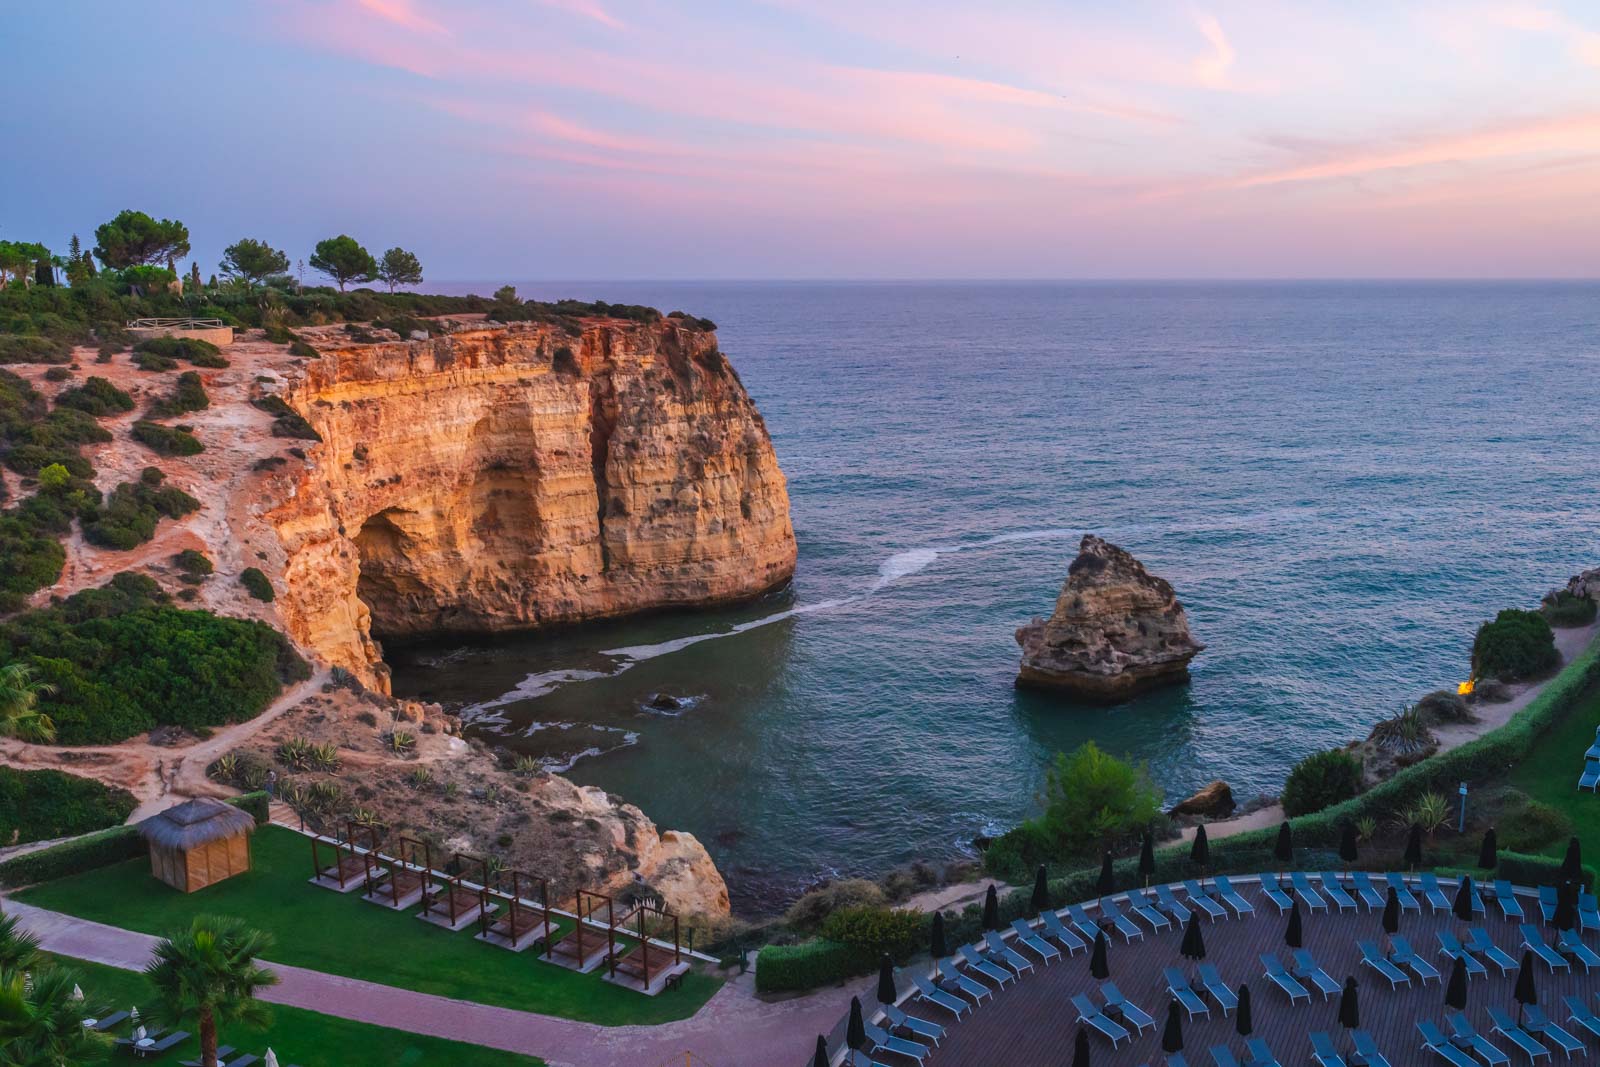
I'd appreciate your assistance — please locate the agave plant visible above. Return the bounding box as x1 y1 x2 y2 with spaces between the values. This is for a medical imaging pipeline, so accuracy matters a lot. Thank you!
239 763 268 791
441 781 459 799
209 753 240 783
385 730 416 755
1371 705 1433 756
276 777 306 808
407 766 433 790
350 808 383 830
1410 791 1452 835
512 755 539 776
484 784 500 805
306 780 343 813
1355 815 1378 843
308 742 342 773
276 736 313 771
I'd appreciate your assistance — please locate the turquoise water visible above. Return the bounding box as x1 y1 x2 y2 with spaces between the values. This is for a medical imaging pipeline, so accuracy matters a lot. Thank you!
395 281 1600 913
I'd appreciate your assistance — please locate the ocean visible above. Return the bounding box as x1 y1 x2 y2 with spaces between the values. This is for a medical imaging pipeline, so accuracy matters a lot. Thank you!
394 281 1600 913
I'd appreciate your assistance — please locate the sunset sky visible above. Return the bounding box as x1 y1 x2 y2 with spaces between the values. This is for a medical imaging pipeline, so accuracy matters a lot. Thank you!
8 1 1600 278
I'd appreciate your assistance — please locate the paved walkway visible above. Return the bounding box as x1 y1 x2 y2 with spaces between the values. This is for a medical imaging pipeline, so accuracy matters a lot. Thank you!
6 900 853 1067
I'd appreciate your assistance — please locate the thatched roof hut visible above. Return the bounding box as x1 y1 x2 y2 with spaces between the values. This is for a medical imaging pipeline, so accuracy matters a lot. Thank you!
138 797 255 893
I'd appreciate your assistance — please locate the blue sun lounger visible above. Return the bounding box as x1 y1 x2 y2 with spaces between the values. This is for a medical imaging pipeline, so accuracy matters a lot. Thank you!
1352 1031 1391 1067
1039 909 1087 954
1562 995 1600 1041
1437 931 1487 978
1557 928 1600 971
1155 883 1193 924
1350 872 1385 910
1524 1006 1582 1058
1320 872 1357 912
1492 880 1525 920
1213 876 1255 917
1539 886 1559 923
882 1003 945 1046
1418 873 1452 912
1169 1056 1190 1067
1258 873 1294 913
1418 1021 1479 1067
910 971 969 1017
958 943 1014 986
1009 918 1061 963
863 1023 930 1065
1259 953 1310 1003
1580 892 1600 934
1310 1032 1347 1067
1521 925 1571 972
1065 903 1103 942
1292 872 1328 912
1579 762 1600 792
1586 726 1600 761
1128 889 1173 932
1246 1037 1280 1067
1072 993 1132 1047
1291 949 1339 999
1099 897 1146 942
1210 1046 1243 1067
1196 962 1237 1015
1386 873 1421 911
983 930 1034 975
1448 1012 1511 1067
1467 928 1517 974
1101 981 1156 1034
1487 1007 1551 1062
1391 936 1441 983
1164 967 1212 1018
1359 941 1410 988
1185 880 1229 921
937 959 991 1003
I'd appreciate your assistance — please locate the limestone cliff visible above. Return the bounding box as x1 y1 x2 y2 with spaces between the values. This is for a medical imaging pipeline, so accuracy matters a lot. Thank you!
1015 534 1203 701
264 318 796 691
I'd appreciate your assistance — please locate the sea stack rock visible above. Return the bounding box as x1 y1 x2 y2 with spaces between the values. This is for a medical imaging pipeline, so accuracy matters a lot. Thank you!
1015 534 1204 702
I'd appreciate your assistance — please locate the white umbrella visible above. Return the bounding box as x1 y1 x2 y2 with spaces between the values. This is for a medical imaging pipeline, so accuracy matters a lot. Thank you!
130 1006 140 1023
71 984 84 1002
264 1049 279 1067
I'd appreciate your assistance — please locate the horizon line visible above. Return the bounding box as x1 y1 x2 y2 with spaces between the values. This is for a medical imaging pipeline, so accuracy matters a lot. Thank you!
426 276 1600 285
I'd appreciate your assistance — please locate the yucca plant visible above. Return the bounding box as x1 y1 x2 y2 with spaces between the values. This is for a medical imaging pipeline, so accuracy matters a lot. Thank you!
513 755 539 776
308 742 341 773
1410 791 1452 835
484 784 500 805
239 763 268 791
277 778 305 808
1355 815 1378 843
441 781 459 799
385 730 416 755
350 808 382 830
209 754 240 783
407 767 433 790
306 780 342 813
275 737 312 771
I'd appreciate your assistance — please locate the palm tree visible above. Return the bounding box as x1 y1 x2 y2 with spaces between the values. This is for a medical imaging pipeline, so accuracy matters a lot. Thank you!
0 664 55 744
0 965 112 1066
0 915 41 972
143 917 278 1067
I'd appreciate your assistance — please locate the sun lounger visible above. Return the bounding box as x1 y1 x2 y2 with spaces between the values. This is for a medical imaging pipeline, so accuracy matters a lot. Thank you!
1155 883 1194 924
1450 1012 1511 1067
1493 881 1525 920
1352 1030 1391 1067
1291 949 1339 999
1437 932 1487 978
1258 873 1294 912
911 971 970 1017
1468 928 1517 974
1211 1046 1243 1067
1540 886 1559 923
1386 873 1421 911
85 1011 129 1033
1579 892 1600 934
1072 993 1132 1047
1246 1037 1280 1067
1213 875 1255 916
1196 962 1237 1015
1292 872 1328 912
1065 903 1104 942
845 1052 895 1067
958 943 1014 986
1010 918 1062 963
182 1048 235 1067
1128 889 1173 932
1487 1007 1552 1062
1562 995 1600 1040
1040 909 1087 954
1310 1032 1347 1067
222 1056 258 1067
864 1022 929 1063
1099 897 1146 942
984 930 1034 974
1359 941 1410 988
1320 872 1357 912
937 959 991 1003
1169 1055 1190 1067
1391 935 1441 983
1185 880 1229 921
1524 1006 1582 1059
1259 953 1310 1003
1586 727 1600 760
1418 873 1452 912
1419 1021 1479 1067
1581 763 1600 792
1557 928 1600 971
1522 925 1571 972
882 1004 944 1046
1101 981 1156 1033
1164 967 1212 1018
115 1028 168 1051
1351 872 1385 910
137 1031 191 1056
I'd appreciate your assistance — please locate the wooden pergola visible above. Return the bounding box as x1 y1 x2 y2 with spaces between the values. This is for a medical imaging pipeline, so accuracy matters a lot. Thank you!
309 820 381 892
608 901 683 991
549 889 615 972
419 852 495 930
476 870 553 954
362 835 435 911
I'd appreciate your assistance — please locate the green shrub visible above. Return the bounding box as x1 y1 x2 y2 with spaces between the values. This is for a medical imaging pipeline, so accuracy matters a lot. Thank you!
251 396 320 441
1543 591 1597 628
1281 749 1363 816
173 548 213 578
54 376 133 417
288 339 318 359
240 567 275 602
133 336 228 368
0 335 73 364
783 879 887 933
81 477 199 549
755 939 869 994
993 741 1161 871
145 371 208 419
131 420 203 455
1497 849 1596 892
0 768 136 846
1474 609 1558 682
132 351 178 371
819 906 923 963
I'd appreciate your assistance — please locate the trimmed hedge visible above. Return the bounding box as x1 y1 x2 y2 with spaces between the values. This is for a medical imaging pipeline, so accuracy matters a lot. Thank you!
0 768 136 846
755 938 870 994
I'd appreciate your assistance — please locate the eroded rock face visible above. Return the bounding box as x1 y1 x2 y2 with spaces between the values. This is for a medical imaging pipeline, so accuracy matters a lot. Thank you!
1170 780 1235 818
1015 534 1204 701
264 320 796 691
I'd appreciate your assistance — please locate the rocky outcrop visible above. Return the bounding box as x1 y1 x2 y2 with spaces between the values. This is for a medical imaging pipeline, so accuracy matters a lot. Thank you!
264 319 796 691
1555 567 1600 603
1170 780 1235 819
1015 535 1203 701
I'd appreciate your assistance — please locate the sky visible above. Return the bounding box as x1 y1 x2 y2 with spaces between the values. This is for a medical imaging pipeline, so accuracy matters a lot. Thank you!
6 1 1600 279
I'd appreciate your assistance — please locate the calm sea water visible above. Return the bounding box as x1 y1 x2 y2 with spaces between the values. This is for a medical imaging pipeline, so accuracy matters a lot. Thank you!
395 281 1600 913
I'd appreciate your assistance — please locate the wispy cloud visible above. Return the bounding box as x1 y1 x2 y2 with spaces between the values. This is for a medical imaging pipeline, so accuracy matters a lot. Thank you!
537 0 624 30
1192 13 1236 88
355 0 445 35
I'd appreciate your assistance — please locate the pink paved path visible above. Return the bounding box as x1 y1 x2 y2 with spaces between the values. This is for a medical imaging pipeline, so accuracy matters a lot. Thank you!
6 899 856 1067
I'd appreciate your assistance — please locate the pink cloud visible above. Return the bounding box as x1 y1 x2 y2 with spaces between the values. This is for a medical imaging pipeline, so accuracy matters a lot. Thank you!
537 0 624 30
355 0 445 35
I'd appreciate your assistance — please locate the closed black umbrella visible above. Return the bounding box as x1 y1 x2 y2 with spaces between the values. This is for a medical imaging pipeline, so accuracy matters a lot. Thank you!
1478 828 1498 871
1382 887 1401 935
931 911 948 960
1140 833 1156 886
983 883 1000 932
1339 821 1359 866
1191 825 1210 869
1338 976 1359 1031
1514 948 1538 1023
1286 900 1304 949
1072 1026 1091 1067
1162 997 1185 1054
1097 852 1115 897
1452 876 1475 923
1275 821 1294 865
1553 881 1578 932
1235 984 1253 1038
1090 928 1110 980
1032 865 1049 913
812 1034 828 1067
1560 837 1583 884
847 995 866 1051
1404 824 1423 869
877 953 897 1005
1444 954 1468 1011
1181 911 1207 961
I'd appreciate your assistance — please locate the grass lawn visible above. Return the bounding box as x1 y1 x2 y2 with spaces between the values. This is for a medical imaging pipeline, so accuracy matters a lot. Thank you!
1510 682 1600 868
18 826 721 1026
43 953 546 1067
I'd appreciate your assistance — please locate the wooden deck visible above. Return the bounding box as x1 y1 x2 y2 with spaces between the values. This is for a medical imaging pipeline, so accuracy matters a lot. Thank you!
877 878 1600 1067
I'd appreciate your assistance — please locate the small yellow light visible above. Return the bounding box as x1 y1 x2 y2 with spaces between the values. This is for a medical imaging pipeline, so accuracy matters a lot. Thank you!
1458 679 1475 696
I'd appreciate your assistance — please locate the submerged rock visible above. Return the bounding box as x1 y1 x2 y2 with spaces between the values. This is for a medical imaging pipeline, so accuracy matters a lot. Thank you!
1170 780 1235 818
1015 534 1204 702
647 692 685 711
